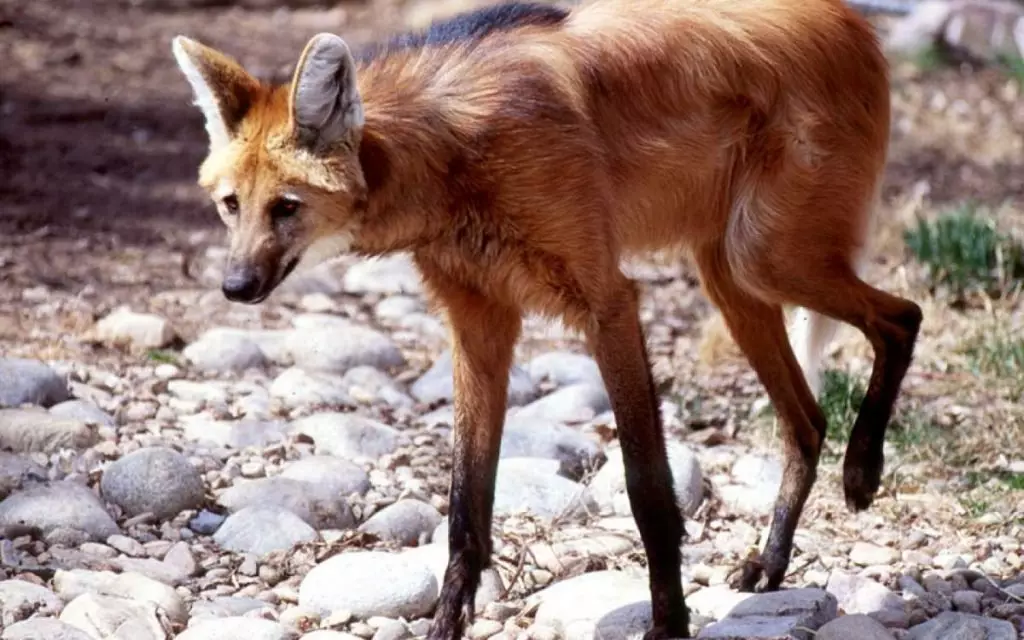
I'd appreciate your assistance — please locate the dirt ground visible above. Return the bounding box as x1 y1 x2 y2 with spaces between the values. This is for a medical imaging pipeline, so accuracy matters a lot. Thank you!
4 0 1024 627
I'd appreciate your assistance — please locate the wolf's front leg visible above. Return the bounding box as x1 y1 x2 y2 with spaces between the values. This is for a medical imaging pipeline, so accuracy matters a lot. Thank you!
425 277 521 640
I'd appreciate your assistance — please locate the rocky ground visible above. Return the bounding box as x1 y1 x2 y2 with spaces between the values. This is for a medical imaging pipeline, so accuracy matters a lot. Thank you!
3 0 1024 638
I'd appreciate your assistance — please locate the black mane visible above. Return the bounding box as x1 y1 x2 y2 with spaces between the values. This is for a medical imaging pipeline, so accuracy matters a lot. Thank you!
355 2 570 62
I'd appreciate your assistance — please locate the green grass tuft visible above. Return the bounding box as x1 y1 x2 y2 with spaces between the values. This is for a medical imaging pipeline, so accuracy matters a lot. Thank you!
904 204 1024 298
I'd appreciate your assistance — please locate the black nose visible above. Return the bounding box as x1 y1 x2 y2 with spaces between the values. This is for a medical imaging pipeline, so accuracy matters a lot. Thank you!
221 267 263 302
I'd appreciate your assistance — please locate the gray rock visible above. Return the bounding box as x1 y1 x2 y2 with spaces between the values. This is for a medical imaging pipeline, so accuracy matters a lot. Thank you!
285 315 405 374
951 590 983 615
178 617 300 640
493 458 598 522
529 569 652 640
213 506 318 556
0 481 119 541
343 254 422 295
826 570 904 616
698 589 838 640
905 611 1015 640
1 619 93 640
0 358 70 408
339 366 414 408
92 307 176 349
181 416 291 449
513 383 610 424
717 454 782 516
589 443 703 517
280 455 370 498
301 632 363 640
291 413 400 460
499 416 603 480
217 476 355 530
167 380 230 405
183 328 268 372
358 499 442 546
299 551 438 619
816 614 896 640
189 509 227 535
0 579 64 626
849 542 899 566
189 596 268 620
53 568 187 624
411 351 536 406
0 408 98 453
526 352 604 388
100 447 205 520
375 295 424 321
109 557 190 586
270 368 352 408
49 400 115 426
164 542 198 577
0 451 47 500
59 592 166 639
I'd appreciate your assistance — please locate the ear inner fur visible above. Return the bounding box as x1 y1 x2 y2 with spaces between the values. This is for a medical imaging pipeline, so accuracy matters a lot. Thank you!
171 36 259 149
289 33 365 152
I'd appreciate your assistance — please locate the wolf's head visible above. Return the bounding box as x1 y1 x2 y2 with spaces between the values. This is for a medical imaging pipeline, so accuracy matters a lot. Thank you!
172 33 366 303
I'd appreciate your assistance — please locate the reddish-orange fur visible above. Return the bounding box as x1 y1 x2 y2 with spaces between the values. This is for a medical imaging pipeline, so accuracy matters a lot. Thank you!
172 1 923 638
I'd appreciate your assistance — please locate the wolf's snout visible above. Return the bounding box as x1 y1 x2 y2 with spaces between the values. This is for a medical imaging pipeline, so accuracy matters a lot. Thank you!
221 264 264 303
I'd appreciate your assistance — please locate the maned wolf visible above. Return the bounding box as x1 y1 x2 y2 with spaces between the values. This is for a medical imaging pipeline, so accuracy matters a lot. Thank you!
171 0 922 636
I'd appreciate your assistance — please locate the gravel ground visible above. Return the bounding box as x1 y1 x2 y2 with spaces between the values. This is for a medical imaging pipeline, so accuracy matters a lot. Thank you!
2 0 1024 638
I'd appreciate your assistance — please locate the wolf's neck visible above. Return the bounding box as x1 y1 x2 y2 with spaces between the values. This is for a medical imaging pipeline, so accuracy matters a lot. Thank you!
351 63 467 257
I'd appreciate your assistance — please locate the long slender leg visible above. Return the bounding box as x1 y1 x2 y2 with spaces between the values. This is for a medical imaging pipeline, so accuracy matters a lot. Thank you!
694 244 827 593
586 272 690 639
781 271 922 511
425 278 521 640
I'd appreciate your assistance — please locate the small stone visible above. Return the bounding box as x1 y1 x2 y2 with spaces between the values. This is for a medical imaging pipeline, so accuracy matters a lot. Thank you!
299 551 438 619
100 446 206 520
0 481 118 541
0 358 70 408
217 476 355 530
529 570 652 640
106 534 146 557
951 590 982 614
45 527 91 548
49 400 115 426
469 619 504 639
292 413 400 460
815 614 896 640
343 255 422 295
358 499 443 546
411 350 536 406
285 316 405 374
0 408 97 453
513 383 610 424
589 443 703 517
0 579 64 626
92 307 176 349
905 611 1015 640
177 617 300 640
184 328 268 372
58 592 165 640
369 617 409 640
526 352 604 388
53 568 187 624
190 509 226 535
164 542 198 577
214 506 319 557
826 570 904 616
1 618 93 640
279 456 370 497
270 368 352 408
717 454 782 516
850 542 900 567
493 458 598 522
498 416 603 481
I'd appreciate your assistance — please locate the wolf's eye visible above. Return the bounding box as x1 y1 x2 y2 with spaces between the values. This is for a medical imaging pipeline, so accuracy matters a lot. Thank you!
271 198 300 221
222 195 239 214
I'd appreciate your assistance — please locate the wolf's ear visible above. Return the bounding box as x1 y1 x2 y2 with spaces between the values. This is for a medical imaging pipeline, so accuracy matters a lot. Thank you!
172 36 260 150
289 33 364 151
